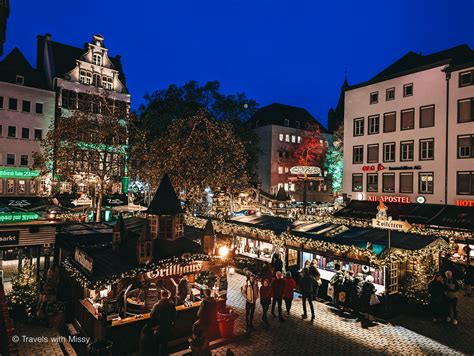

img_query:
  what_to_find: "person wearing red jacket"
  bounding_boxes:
[283,271,297,316]
[259,279,272,326]
[271,271,286,322]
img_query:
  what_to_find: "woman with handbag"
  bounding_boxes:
[360,275,377,328]
[309,259,321,300]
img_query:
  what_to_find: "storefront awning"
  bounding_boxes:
[228,215,292,234]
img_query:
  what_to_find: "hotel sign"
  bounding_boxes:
[456,200,474,207]
[372,218,412,232]
[0,231,19,246]
[74,248,94,273]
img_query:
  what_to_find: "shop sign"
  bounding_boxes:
[362,164,385,172]
[387,165,421,171]
[362,164,422,172]
[145,261,202,279]
[72,195,93,206]
[0,167,40,179]
[0,213,40,223]
[8,199,31,208]
[74,248,94,273]
[456,200,474,207]
[290,166,321,175]
[0,231,19,246]
[367,195,411,203]
[372,218,412,232]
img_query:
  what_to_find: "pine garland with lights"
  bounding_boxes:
[6,259,38,318]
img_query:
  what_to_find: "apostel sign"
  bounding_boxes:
[367,195,411,203]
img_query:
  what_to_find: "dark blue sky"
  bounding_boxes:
[6,0,474,126]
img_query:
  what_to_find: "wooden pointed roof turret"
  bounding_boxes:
[146,174,183,215]
[203,218,215,236]
[275,186,289,201]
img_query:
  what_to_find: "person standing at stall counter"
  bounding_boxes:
[151,290,177,356]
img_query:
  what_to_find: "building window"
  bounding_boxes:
[419,139,434,160]
[279,133,284,142]
[457,171,474,195]
[20,155,28,166]
[16,75,24,85]
[284,167,289,173]
[284,119,289,126]
[92,53,102,66]
[8,98,17,110]
[400,140,414,161]
[62,90,78,109]
[400,109,414,130]
[368,115,380,135]
[103,76,113,90]
[278,166,283,174]
[30,180,37,194]
[21,127,29,139]
[7,179,14,194]
[367,173,378,192]
[353,145,364,164]
[35,102,43,114]
[386,87,395,101]
[403,83,413,97]
[383,112,396,132]
[18,180,26,194]
[34,129,43,140]
[6,154,15,165]
[353,118,364,136]
[419,105,434,128]
[419,172,434,194]
[367,144,379,163]
[285,134,290,142]
[297,136,301,143]
[295,121,300,128]
[7,126,16,138]
[459,71,473,87]
[93,73,102,87]
[399,173,413,193]
[458,135,474,158]
[370,92,378,104]
[383,142,396,162]
[352,174,363,192]
[382,173,395,193]
[0,96,3,108]
[0,125,2,136]
[22,100,31,113]
[458,98,474,123]
[291,135,296,143]
[80,70,92,85]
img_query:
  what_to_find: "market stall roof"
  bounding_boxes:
[335,201,474,230]
[228,215,292,234]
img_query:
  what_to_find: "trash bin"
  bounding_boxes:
[87,340,113,356]
[217,308,238,338]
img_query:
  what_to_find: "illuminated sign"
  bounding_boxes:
[0,167,40,179]
[8,200,31,208]
[72,195,93,206]
[367,195,411,203]
[456,200,474,207]
[290,166,321,175]
[0,213,40,223]
[388,165,421,171]
[372,217,412,232]
[362,164,384,172]
[362,164,421,172]
[74,248,94,273]
[416,196,426,204]
[0,231,19,246]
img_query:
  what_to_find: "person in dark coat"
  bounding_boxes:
[283,271,296,315]
[359,276,376,328]
[259,279,272,326]
[150,290,177,356]
[349,273,364,311]
[197,289,218,340]
[138,321,157,356]
[464,260,474,297]
[330,263,345,308]
[444,270,460,325]
[189,321,211,356]
[270,271,285,321]
[309,260,321,300]
[271,253,283,276]
[260,262,274,282]
[428,273,445,322]
[300,267,315,320]
[178,275,194,305]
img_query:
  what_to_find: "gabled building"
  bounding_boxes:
[327,77,349,133]
[247,103,333,204]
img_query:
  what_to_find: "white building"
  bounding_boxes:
[0,48,55,197]
[343,45,474,206]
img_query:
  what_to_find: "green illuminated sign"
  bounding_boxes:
[0,167,40,179]
[77,142,128,155]
[0,212,40,223]
[121,177,129,194]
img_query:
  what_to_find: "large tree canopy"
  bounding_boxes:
[137,111,248,206]
[136,80,259,180]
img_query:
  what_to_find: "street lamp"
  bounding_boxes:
[218,246,229,258]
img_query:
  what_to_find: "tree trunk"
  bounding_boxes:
[96,185,103,222]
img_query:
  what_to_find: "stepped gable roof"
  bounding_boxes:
[146,174,184,215]
[247,103,327,132]
[0,47,48,89]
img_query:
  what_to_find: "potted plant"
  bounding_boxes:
[46,301,65,329]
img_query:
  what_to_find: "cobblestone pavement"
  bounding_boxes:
[214,274,469,356]
[13,321,76,356]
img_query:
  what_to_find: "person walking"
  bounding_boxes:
[271,253,283,277]
[349,273,364,312]
[271,271,285,322]
[330,263,345,308]
[150,290,177,356]
[283,271,296,315]
[309,260,321,300]
[259,279,272,326]
[300,267,315,321]
[197,288,218,340]
[428,273,445,322]
[241,273,259,334]
[464,260,474,297]
[260,262,274,282]
[359,275,376,328]
[444,270,460,325]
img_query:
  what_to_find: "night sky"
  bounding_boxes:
[6,0,474,126]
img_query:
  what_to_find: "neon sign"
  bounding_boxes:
[367,195,411,203]
[0,167,40,179]
[290,166,321,175]
[0,213,40,223]
[456,200,474,207]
